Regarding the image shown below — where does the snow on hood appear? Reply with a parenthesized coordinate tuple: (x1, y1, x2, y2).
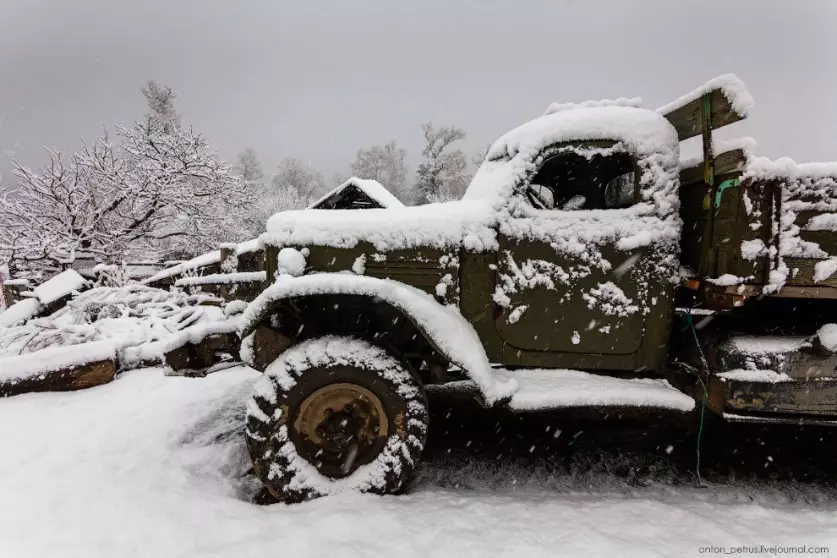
(263, 201, 498, 252)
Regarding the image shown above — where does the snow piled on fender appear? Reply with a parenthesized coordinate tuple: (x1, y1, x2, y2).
(240, 273, 517, 404)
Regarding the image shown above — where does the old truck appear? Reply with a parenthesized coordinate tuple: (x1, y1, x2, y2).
(237, 74, 837, 503)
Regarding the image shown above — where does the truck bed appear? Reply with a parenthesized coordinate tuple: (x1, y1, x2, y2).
(678, 145, 837, 301)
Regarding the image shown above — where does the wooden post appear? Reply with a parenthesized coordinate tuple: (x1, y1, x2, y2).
(699, 92, 717, 277)
(219, 243, 237, 274)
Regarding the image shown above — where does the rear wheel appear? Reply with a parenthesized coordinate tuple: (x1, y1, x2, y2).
(245, 336, 428, 503)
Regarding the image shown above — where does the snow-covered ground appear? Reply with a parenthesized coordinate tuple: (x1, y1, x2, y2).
(1, 365, 836, 557)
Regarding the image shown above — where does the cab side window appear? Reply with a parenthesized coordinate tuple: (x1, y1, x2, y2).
(526, 150, 636, 211)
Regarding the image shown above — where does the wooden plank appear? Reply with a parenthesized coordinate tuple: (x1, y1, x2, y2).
(165, 332, 240, 372)
(662, 88, 747, 142)
(0, 360, 116, 398)
(679, 149, 747, 185)
(714, 376, 837, 417)
(783, 258, 837, 288)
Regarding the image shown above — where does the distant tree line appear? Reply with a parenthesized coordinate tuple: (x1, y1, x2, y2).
(0, 82, 485, 279)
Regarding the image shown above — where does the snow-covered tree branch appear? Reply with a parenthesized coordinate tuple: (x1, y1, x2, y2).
(0, 82, 249, 276)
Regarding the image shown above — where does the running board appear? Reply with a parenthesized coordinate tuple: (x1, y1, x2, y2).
(426, 369, 696, 413)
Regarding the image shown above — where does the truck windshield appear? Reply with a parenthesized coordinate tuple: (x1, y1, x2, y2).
(527, 150, 636, 211)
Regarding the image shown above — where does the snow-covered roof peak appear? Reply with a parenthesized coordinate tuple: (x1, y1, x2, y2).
(309, 177, 404, 210)
(543, 97, 643, 116)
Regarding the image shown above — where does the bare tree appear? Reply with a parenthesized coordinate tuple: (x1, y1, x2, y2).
(351, 141, 410, 203)
(142, 81, 179, 133)
(331, 171, 350, 188)
(270, 157, 326, 200)
(415, 123, 469, 204)
(472, 144, 490, 170)
(0, 83, 247, 275)
(235, 148, 264, 184)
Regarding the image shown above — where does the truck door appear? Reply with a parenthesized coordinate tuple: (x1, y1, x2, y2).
(493, 142, 656, 355)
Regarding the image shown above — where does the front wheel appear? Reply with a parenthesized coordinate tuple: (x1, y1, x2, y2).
(245, 336, 428, 503)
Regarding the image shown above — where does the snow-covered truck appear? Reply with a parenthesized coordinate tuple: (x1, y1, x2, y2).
(238, 75, 837, 502)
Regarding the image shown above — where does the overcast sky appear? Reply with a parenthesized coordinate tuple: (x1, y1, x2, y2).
(1, 0, 836, 183)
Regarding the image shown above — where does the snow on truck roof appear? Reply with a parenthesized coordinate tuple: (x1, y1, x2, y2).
(463, 105, 680, 207)
(484, 105, 678, 163)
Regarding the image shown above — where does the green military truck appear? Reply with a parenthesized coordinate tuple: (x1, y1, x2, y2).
(237, 75, 837, 502)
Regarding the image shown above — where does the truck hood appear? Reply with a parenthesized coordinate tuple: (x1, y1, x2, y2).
(261, 200, 498, 252)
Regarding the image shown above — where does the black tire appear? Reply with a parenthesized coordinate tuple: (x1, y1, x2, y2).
(245, 336, 428, 503)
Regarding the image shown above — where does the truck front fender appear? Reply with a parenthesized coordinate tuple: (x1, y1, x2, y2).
(239, 273, 517, 405)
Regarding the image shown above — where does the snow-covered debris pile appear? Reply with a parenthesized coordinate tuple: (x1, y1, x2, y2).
(0, 285, 234, 369)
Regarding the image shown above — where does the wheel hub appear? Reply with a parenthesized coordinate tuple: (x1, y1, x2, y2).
(293, 382, 388, 478)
